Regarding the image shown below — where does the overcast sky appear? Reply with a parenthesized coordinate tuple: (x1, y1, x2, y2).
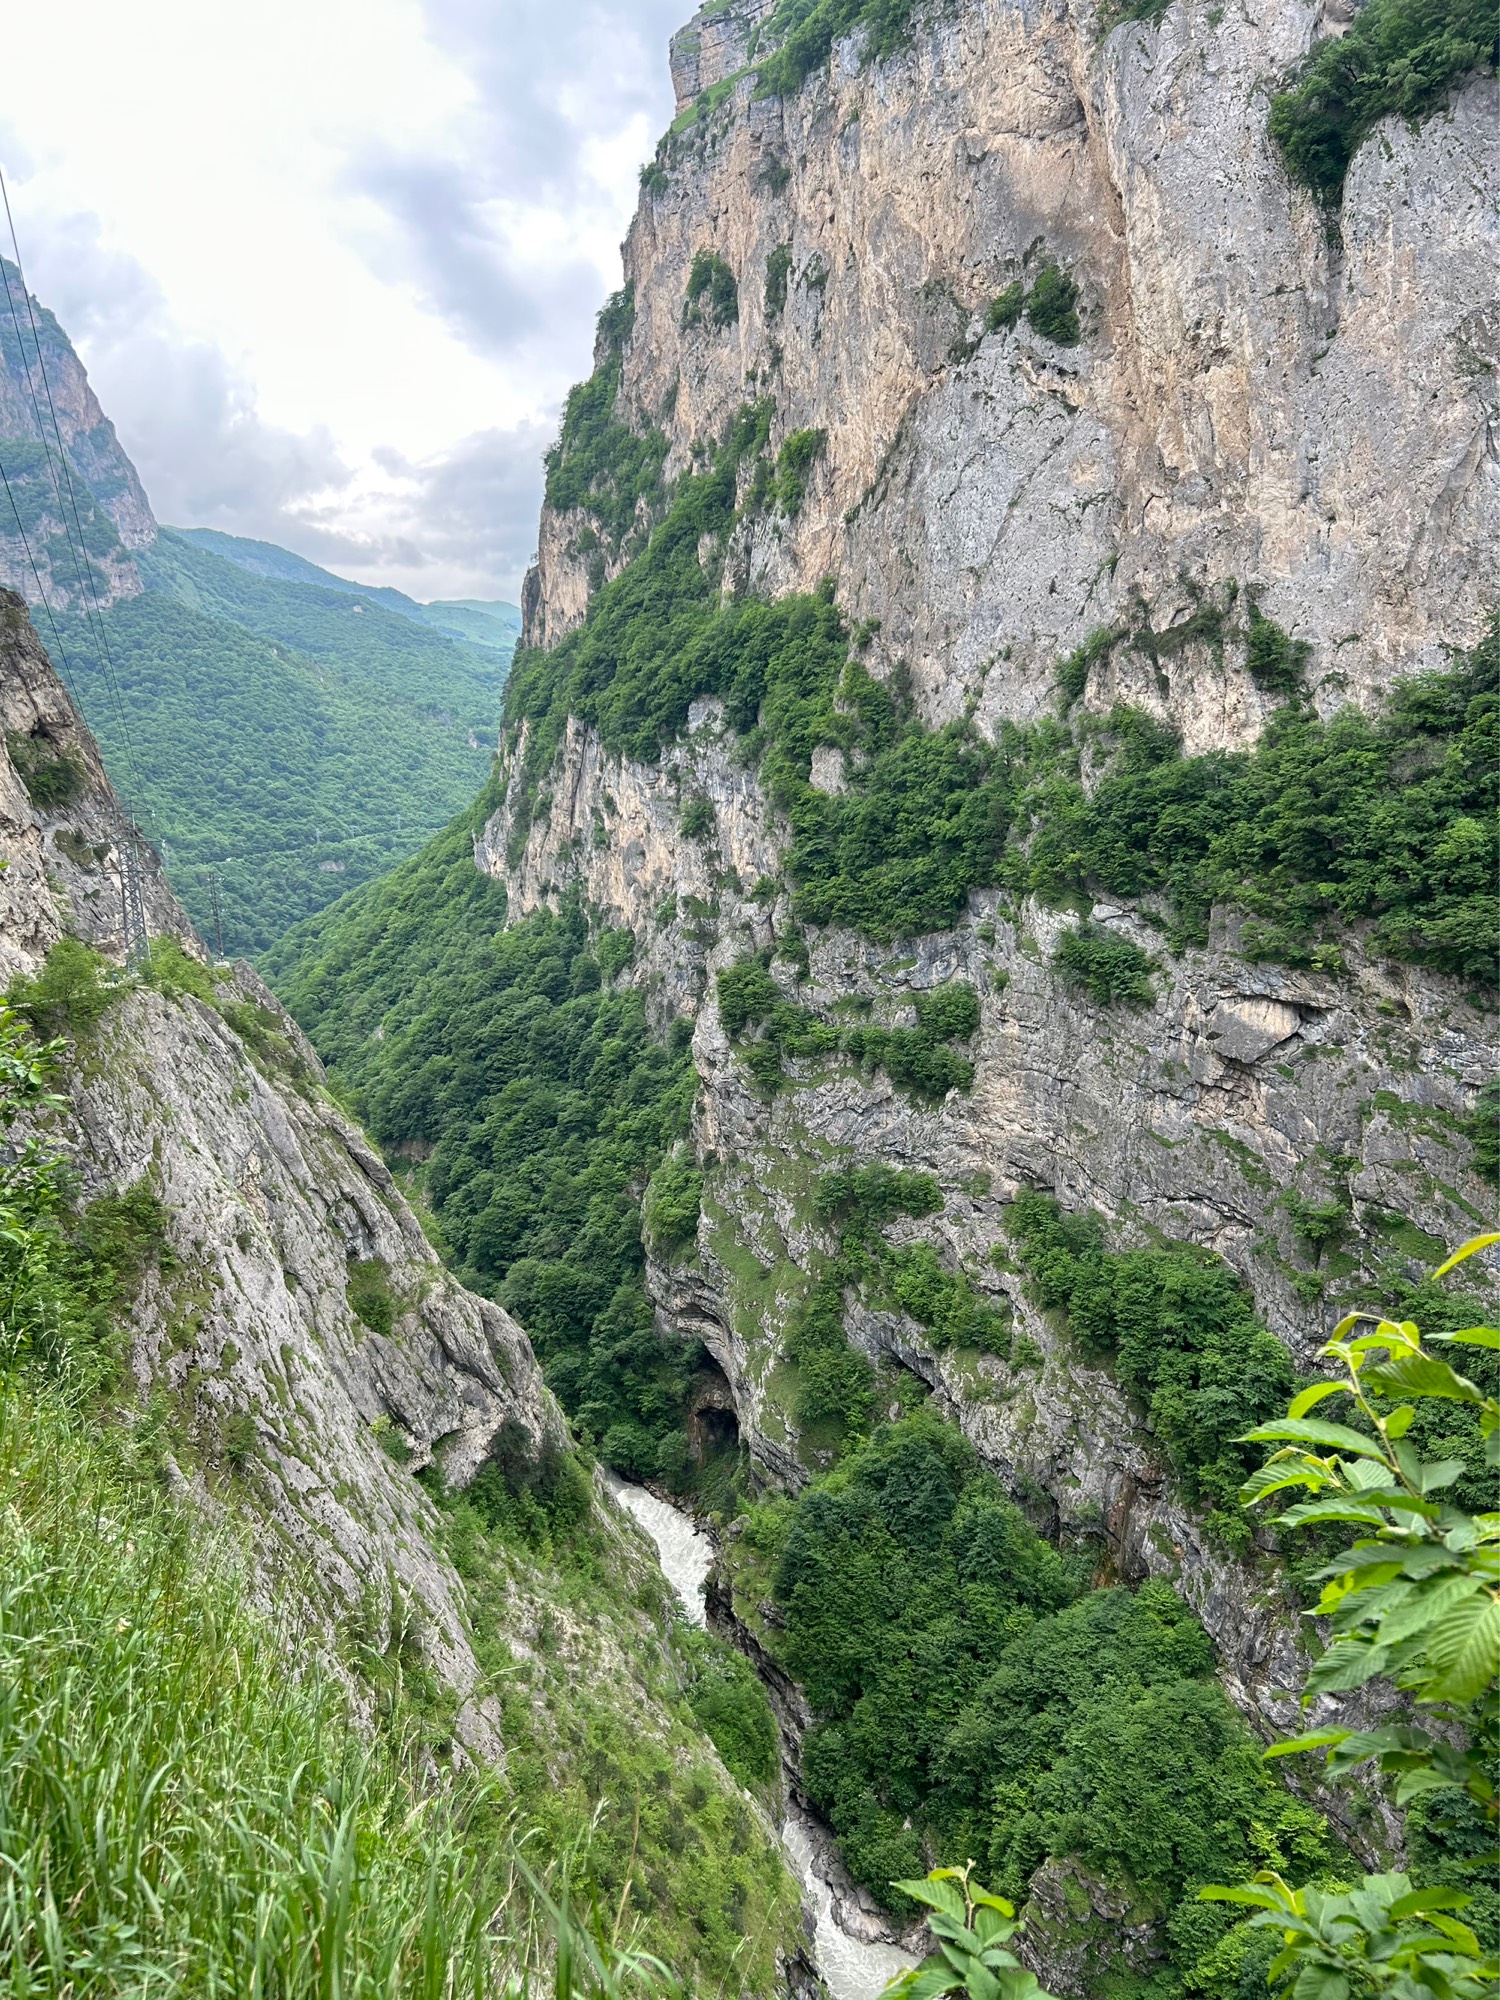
(0, 0, 685, 603)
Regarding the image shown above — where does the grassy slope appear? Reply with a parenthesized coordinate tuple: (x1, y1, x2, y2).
(55, 530, 512, 955)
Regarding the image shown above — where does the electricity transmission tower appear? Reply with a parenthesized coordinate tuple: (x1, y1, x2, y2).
(118, 820, 149, 969)
(207, 868, 225, 960)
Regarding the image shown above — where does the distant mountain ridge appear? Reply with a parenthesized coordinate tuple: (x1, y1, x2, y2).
(0, 270, 520, 955)
(171, 527, 521, 651)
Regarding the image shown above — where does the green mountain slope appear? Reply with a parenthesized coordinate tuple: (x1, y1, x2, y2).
(57, 530, 513, 954)
(172, 528, 521, 651)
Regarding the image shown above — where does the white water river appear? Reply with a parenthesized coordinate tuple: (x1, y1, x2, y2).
(604, 1473, 919, 2000)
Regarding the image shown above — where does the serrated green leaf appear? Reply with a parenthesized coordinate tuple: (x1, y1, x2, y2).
(1364, 1354, 1484, 1404)
(1434, 1326, 1500, 1351)
(1374, 1572, 1485, 1648)
(1423, 1594, 1500, 1701)
(1306, 1636, 1389, 1694)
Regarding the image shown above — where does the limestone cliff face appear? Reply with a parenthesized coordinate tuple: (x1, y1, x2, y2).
(0, 599, 809, 1978)
(484, 0, 1499, 1767)
(0, 258, 155, 610)
(531, 0, 1496, 735)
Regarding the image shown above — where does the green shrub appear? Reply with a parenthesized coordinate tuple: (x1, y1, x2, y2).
(682, 251, 738, 330)
(595, 926, 635, 981)
(716, 957, 982, 1102)
(6, 728, 86, 809)
(1023, 263, 1081, 346)
(984, 281, 1026, 332)
(1245, 606, 1311, 696)
(347, 1255, 397, 1337)
(772, 427, 825, 515)
(9, 936, 121, 1038)
(1052, 921, 1155, 1006)
(679, 793, 715, 840)
(644, 1150, 705, 1256)
(681, 1629, 780, 1787)
(764, 243, 792, 318)
(1268, 0, 1497, 201)
(1006, 1192, 1296, 1542)
(754, 0, 921, 98)
(143, 934, 218, 1003)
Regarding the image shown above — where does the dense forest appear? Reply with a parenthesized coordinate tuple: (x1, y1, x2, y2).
(54, 530, 515, 953)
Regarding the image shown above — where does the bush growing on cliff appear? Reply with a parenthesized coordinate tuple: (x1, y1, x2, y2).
(682, 251, 739, 331)
(764, 243, 792, 317)
(1268, 0, 1498, 202)
(755, 0, 922, 98)
(1023, 263, 1081, 346)
(716, 956, 983, 1101)
(1006, 1192, 1297, 1545)
(1051, 921, 1155, 1006)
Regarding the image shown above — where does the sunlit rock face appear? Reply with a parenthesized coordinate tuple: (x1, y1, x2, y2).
(0, 260, 156, 609)
(484, 0, 1498, 1776)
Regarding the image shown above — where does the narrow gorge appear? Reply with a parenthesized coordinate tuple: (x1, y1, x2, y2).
(0, 0, 1495, 1994)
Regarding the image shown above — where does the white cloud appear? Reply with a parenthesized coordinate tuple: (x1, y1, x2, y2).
(0, 0, 682, 600)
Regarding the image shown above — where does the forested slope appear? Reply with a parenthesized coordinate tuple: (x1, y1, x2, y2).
(53, 529, 514, 952)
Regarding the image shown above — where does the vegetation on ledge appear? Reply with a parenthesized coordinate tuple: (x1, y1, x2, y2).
(507, 376, 1498, 980)
(1269, 0, 1497, 202)
(264, 828, 710, 1491)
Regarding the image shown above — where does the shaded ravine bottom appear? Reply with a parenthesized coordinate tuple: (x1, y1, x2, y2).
(602, 1474, 917, 2000)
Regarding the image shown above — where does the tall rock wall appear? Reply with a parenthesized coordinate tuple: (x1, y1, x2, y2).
(482, 0, 1499, 1761)
(0, 257, 155, 609)
(532, 0, 1497, 735)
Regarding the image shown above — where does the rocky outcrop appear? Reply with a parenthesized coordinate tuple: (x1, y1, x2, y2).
(0, 589, 182, 974)
(480, 0, 1498, 1855)
(0, 260, 155, 609)
(0, 594, 808, 1990)
(531, 0, 1497, 737)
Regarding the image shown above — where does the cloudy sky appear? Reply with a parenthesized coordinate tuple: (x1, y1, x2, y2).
(0, 0, 685, 603)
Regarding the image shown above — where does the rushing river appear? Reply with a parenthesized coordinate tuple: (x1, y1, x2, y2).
(604, 1474, 919, 2000)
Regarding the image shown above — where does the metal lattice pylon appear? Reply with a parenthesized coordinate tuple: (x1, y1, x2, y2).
(207, 867, 224, 960)
(117, 818, 149, 968)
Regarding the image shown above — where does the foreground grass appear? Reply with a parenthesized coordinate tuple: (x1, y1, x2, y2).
(0, 1383, 692, 1998)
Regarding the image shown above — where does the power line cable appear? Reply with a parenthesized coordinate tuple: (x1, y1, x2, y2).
(0, 442, 82, 705)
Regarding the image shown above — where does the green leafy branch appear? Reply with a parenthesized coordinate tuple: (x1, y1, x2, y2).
(884, 1863, 1053, 2000)
(1197, 1230, 1500, 2000)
